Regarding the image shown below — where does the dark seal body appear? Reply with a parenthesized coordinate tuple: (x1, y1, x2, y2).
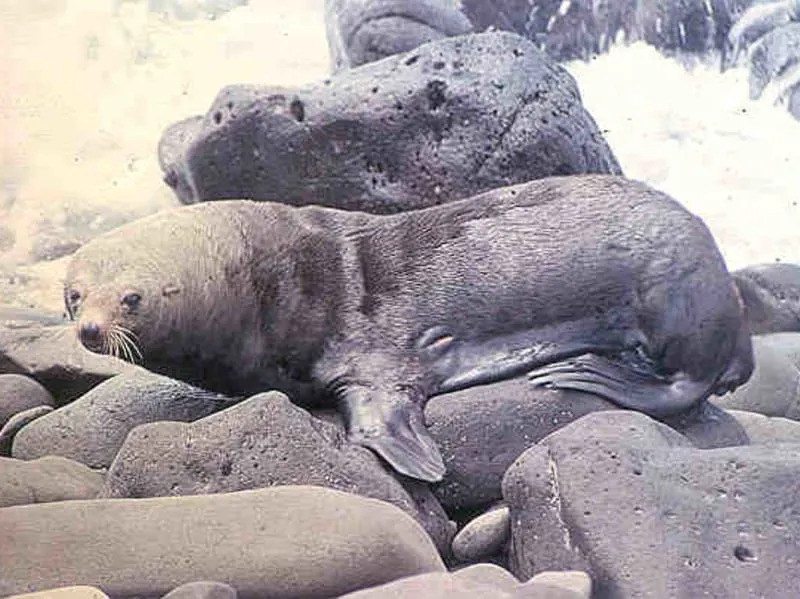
(65, 175, 754, 481)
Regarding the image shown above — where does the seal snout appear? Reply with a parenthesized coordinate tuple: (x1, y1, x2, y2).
(78, 321, 106, 352)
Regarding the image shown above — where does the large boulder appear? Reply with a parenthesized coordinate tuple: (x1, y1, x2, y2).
(161, 581, 238, 599)
(12, 370, 232, 468)
(728, 409, 800, 443)
(427, 379, 747, 512)
(0, 374, 54, 428)
(426, 380, 615, 511)
(714, 333, 800, 419)
(733, 263, 800, 334)
(748, 22, 800, 118)
(324, 0, 744, 65)
(325, 0, 473, 72)
(5, 587, 110, 599)
(159, 32, 621, 211)
(336, 565, 592, 598)
(102, 392, 453, 552)
(0, 456, 104, 508)
(0, 486, 445, 598)
(0, 324, 133, 405)
(503, 411, 800, 597)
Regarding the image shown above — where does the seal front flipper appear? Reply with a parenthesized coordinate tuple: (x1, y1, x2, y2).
(339, 386, 446, 482)
(528, 352, 711, 418)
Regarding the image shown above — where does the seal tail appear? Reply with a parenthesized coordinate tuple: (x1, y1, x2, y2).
(527, 352, 712, 418)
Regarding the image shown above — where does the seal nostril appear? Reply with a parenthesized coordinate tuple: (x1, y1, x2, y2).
(79, 323, 102, 346)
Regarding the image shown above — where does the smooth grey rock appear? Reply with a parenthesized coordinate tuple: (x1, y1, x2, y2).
(0, 373, 54, 428)
(727, 409, 800, 442)
(521, 571, 591, 599)
(450, 564, 519, 591)
(336, 565, 588, 598)
(503, 411, 800, 597)
(325, 0, 473, 72)
(103, 392, 453, 553)
(0, 486, 445, 598)
(714, 333, 800, 419)
(0, 456, 104, 508)
(0, 405, 53, 456)
(12, 370, 231, 468)
(427, 379, 745, 512)
(0, 306, 66, 328)
(427, 379, 616, 512)
(0, 324, 133, 404)
(336, 571, 516, 598)
(452, 505, 511, 563)
(161, 581, 238, 599)
(160, 32, 621, 212)
(733, 263, 800, 334)
(6, 587, 110, 599)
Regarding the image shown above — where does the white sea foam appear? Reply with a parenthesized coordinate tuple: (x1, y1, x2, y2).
(2, 1, 798, 275)
(565, 43, 800, 269)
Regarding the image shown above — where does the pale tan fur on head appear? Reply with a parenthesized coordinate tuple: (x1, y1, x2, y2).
(63, 204, 256, 363)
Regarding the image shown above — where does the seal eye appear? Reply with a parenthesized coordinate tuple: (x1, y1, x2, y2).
(121, 292, 141, 310)
(64, 288, 81, 320)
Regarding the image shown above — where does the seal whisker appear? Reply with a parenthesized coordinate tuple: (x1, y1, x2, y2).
(113, 329, 128, 362)
(115, 326, 143, 364)
(107, 328, 121, 360)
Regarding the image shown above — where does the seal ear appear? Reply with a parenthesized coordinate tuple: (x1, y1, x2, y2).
(162, 284, 181, 298)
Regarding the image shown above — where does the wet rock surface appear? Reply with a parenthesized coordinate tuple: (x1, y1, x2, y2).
(160, 32, 621, 211)
(103, 392, 454, 552)
(0, 486, 445, 599)
(12, 370, 232, 468)
(325, 0, 751, 64)
(503, 410, 800, 597)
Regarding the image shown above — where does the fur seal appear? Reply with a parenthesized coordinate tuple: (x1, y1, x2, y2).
(732, 262, 800, 334)
(64, 175, 754, 482)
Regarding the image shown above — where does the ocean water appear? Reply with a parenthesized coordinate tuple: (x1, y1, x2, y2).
(2, 0, 798, 308)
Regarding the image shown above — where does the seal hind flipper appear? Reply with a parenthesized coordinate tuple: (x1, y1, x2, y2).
(340, 387, 446, 482)
(528, 352, 710, 418)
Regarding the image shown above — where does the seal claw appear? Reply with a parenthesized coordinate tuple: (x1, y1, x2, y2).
(528, 352, 707, 418)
